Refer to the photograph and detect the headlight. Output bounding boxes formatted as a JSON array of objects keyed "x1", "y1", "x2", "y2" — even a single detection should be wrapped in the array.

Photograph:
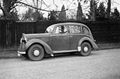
[{"x1": 20, "y1": 36, "x2": 27, "y2": 43}]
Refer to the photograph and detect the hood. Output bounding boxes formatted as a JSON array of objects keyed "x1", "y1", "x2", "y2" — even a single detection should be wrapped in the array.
[{"x1": 23, "y1": 33, "x2": 50, "y2": 39}]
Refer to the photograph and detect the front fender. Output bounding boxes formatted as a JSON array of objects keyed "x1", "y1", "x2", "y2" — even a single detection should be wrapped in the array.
[
  {"x1": 26, "y1": 39, "x2": 53, "y2": 54},
  {"x1": 78, "y1": 37, "x2": 98, "y2": 49}
]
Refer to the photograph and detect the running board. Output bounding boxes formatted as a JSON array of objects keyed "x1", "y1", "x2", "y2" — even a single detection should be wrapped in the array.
[{"x1": 53, "y1": 50, "x2": 78, "y2": 53}]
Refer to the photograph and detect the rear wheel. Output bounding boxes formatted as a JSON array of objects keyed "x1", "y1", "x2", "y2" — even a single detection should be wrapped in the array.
[
  {"x1": 80, "y1": 42, "x2": 92, "y2": 56},
  {"x1": 27, "y1": 44, "x2": 44, "y2": 61}
]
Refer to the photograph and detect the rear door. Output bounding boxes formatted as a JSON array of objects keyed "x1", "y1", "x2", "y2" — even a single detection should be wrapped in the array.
[{"x1": 68, "y1": 25, "x2": 83, "y2": 50}]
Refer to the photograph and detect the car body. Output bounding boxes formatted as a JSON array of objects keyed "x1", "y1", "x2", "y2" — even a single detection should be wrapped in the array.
[{"x1": 18, "y1": 22, "x2": 98, "y2": 61}]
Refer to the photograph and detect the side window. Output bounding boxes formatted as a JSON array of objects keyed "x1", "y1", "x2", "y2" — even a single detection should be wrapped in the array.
[
  {"x1": 54, "y1": 25, "x2": 68, "y2": 34},
  {"x1": 82, "y1": 26, "x2": 90, "y2": 35},
  {"x1": 69, "y1": 25, "x2": 81, "y2": 34}
]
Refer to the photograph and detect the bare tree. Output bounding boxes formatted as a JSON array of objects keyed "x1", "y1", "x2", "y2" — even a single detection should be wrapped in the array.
[
  {"x1": 16, "y1": 1, "x2": 68, "y2": 12},
  {"x1": 48, "y1": 10, "x2": 58, "y2": 20},
  {"x1": 0, "y1": 0, "x2": 69, "y2": 20},
  {"x1": 22, "y1": 8, "x2": 33, "y2": 21},
  {"x1": 84, "y1": 0, "x2": 97, "y2": 21},
  {"x1": 0, "y1": 0, "x2": 18, "y2": 19}
]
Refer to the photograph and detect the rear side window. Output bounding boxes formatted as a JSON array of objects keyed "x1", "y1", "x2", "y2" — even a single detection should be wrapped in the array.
[
  {"x1": 69, "y1": 25, "x2": 81, "y2": 34},
  {"x1": 82, "y1": 26, "x2": 90, "y2": 35}
]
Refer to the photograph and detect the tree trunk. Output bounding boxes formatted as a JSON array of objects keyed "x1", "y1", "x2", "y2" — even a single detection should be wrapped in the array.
[
  {"x1": 107, "y1": 0, "x2": 111, "y2": 18},
  {"x1": 90, "y1": 0, "x2": 96, "y2": 21}
]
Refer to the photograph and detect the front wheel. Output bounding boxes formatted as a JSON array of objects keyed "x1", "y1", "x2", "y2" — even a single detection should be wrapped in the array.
[
  {"x1": 27, "y1": 44, "x2": 44, "y2": 61},
  {"x1": 80, "y1": 42, "x2": 92, "y2": 56}
]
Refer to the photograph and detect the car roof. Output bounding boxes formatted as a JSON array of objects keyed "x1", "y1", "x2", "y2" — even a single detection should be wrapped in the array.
[
  {"x1": 47, "y1": 22, "x2": 91, "y2": 33},
  {"x1": 51, "y1": 22, "x2": 88, "y2": 27},
  {"x1": 50, "y1": 22, "x2": 92, "y2": 34}
]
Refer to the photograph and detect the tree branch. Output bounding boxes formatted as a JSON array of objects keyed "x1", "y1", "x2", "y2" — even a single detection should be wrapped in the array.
[
  {"x1": 0, "y1": 2, "x2": 3, "y2": 10},
  {"x1": 0, "y1": 3, "x2": 6, "y2": 16},
  {"x1": 16, "y1": 1, "x2": 68, "y2": 12},
  {"x1": 16, "y1": 1, "x2": 50, "y2": 12}
]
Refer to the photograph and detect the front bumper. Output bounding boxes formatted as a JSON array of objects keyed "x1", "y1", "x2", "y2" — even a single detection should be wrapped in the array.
[
  {"x1": 17, "y1": 51, "x2": 26, "y2": 56},
  {"x1": 17, "y1": 42, "x2": 26, "y2": 56}
]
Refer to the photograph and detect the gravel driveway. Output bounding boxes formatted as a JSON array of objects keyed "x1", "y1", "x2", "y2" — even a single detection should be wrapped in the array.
[{"x1": 0, "y1": 49, "x2": 120, "y2": 79}]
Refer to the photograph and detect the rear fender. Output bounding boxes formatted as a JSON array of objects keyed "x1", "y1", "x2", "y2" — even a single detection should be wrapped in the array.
[
  {"x1": 78, "y1": 37, "x2": 98, "y2": 49},
  {"x1": 26, "y1": 39, "x2": 53, "y2": 54}
]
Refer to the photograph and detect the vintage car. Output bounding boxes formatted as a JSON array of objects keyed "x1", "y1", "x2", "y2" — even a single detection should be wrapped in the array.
[{"x1": 18, "y1": 22, "x2": 98, "y2": 61}]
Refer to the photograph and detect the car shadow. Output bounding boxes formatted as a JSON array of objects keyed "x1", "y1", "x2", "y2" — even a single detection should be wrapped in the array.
[
  {"x1": 45, "y1": 52, "x2": 78, "y2": 58},
  {"x1": 20, "y1": 51, "x2": 101, "y2": 61},
  {"x1": 0, "y1": 56, "x2": 19, "y2": 59},
  {"x1": 0, "y1": 51, "x2": 100, "y2": 61},
  {"x1": 43, "y1": 52, "x2": 100, "y2": 61},
  {"x1": 5, "y1": 51, "x2": 100, "y2": 61}
]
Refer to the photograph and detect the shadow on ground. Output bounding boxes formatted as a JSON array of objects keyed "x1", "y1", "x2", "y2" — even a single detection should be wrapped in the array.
[{"x1": 0, "y1": 50, "x2": 105, "y2": 60}]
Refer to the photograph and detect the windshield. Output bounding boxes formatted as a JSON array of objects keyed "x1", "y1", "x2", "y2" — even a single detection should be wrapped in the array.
[{"x1": 45, "y1": 25, "x2": 55, "y2": 33}]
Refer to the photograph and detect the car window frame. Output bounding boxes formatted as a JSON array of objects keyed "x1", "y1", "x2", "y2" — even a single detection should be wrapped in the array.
[
  {"x1": 52, "y1": 24, "x2": 69, "y2": 35},
  {"x1": 45, "y1": 25, "x2": 55, "y2": 33},
  {"x1": 82, "y1": 25, "x2": 91, "y2": 35}
]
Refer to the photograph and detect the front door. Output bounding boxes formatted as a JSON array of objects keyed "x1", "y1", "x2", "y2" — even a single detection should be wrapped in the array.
[{"x1": 50, "y1": 25, "x2": 69, "y2": 51}]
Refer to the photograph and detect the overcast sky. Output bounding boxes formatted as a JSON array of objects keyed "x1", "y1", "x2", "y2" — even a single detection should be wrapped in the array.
[
  {"x1": 0, "y1": 0, "x2": 120, "y2": 17},
  {"x1": 17, "y1": 0, "x2": 120, "y2": 17}
]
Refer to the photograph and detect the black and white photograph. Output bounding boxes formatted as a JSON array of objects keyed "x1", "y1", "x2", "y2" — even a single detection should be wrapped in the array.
[{"x1": 0, "y1": 0, "x2": 120, "y2": 79}]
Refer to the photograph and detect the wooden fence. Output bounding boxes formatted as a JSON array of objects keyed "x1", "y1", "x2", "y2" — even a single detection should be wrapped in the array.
[{"x1": 0, "y1": 20, "x2": 120, "y2": 48}]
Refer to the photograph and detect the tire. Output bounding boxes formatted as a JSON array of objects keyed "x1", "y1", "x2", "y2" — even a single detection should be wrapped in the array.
[
  {"x1": 27, "y1": 44, "x2": 44, "y2": 61},
  {"x1": 80, "y1": 42, "x2": 92, "y2": 56}
]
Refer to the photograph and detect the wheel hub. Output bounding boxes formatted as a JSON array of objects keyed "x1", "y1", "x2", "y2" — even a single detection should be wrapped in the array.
[
  {"x1": 33, "y1": 50, "x2": 40, "y2": 56},
  {"x1": 84, "y1": 46, "x2": 89, "y2": 52}
]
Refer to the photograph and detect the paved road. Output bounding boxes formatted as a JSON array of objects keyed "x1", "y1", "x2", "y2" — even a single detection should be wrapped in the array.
[{"x1": 0, "y1": 49, "x2": 120, "y2": 79}]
